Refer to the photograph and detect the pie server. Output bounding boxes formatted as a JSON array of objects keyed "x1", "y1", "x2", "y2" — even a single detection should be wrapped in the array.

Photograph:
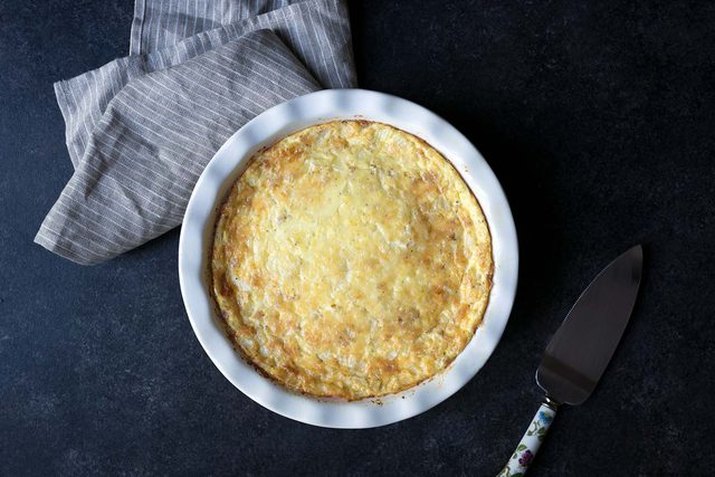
[{"x1": 498, "y1": 245, "x2": 643, "y2": 476}]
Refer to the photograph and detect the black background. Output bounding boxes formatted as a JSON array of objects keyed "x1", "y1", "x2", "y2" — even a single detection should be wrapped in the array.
[{"x1": 1, "y1": 0, "x2": 714, "y2": 475}]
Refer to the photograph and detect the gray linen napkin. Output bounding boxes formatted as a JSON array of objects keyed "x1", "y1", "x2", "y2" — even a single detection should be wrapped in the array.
[{"x1": 36, "y1": 0, "x2": 356, "y2": 265}]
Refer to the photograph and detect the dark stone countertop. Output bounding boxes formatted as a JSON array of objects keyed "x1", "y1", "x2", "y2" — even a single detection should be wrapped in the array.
[{"x1": 1, "y1": 0, "x2": 713, "y2": 475}]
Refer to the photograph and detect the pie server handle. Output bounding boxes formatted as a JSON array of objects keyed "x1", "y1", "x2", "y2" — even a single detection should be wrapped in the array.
[{"x1": 496, "y1": 400, "x2": 558, "y2": 476}]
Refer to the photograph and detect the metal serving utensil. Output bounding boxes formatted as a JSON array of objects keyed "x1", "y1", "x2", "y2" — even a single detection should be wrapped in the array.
[{"x1": 498, "y1": 245, "x2": 643, "y2": 476}]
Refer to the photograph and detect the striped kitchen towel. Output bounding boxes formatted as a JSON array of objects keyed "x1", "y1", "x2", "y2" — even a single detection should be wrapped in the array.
[{"x1": 35, "y1": 0, "x2": 356, "y2": 265}]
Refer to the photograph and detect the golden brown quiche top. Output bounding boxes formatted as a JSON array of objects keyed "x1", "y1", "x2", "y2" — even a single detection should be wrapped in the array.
[{"x1": 211, "y1": 120, "x2": 493, "y2": 400}]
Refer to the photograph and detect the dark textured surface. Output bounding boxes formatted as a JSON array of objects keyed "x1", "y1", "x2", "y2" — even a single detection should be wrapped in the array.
[{"x1": 1, "y1": 0, "x2": 714, "y2": 475}]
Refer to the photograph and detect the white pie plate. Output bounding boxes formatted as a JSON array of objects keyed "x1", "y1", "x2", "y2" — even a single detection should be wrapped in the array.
[{"x1": 178, "y1": 89, "x2": 518, "y2": 428}]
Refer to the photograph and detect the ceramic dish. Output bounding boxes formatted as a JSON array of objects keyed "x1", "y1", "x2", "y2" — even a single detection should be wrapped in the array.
[{"x1": 178, "y1": 89, "x2": 518, "y2": 428}]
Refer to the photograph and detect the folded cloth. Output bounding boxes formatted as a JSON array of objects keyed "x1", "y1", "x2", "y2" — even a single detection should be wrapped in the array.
[{"x1": 36, "y1": 0, "x2": 357, "y2": 265}]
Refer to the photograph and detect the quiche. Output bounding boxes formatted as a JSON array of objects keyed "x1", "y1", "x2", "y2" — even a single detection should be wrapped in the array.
[{"x1": 211, "y1": 120, "x2": 493, "y2": 400}]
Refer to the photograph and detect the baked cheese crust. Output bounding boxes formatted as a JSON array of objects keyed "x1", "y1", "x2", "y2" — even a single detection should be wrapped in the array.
[{"x1": 211, "y1": 120, "x2": 493, "y2": 400}]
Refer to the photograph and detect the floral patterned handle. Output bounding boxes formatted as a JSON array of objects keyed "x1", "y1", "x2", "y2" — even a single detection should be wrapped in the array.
[{"x1": 496, "y1": 400, "x2": 557, "y2": 477}]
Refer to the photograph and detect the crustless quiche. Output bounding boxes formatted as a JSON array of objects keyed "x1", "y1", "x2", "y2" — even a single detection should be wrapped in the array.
[{"x1": 211, "y1": 120, "x2": 493, "y2": 400}]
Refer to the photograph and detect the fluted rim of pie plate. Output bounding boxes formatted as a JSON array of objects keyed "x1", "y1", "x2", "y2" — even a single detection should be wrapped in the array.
[{"x1": 178, "y1": 89, "x2": 518, "y2": 429}]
